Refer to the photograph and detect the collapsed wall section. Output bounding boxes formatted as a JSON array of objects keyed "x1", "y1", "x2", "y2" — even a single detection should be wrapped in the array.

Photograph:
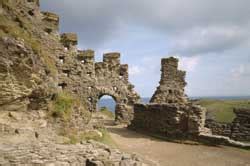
[
  {"x1": 130, "y1": 57, "x2": 207, "y2": 138},
  {"x1": 129, "y1": 103, "x2": 206, "y2": 138},
  {"x1": 150, "y1": 57, "x2": 187, "y2": 104},
  {"x1": 206, "y1": 108, "x2": 250, "y2": 141}
]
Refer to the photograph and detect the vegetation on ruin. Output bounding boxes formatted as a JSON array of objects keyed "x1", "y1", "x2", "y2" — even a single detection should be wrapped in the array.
[
  {"x1": 0, "y1": 1, "x2": 57, "y2": 75},
  {"x1": 99, "y1": 107, "x2": 115, "y2": 119},
  {"x1": 197, "y1": 99, "x2": 250, "y2": 123},
  {"x1": 49, "y1": 92, "x2": 75, "y2": 121}
]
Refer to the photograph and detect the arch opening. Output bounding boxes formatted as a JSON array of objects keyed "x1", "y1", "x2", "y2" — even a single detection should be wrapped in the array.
[{"x1": 97, "y1": 95, "x2": 116, "y2": 124}]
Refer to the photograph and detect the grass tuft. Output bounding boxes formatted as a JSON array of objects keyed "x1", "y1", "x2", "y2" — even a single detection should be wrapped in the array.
[{"x1": 50, "y1": 92, "x2": 74, "y2": 121}]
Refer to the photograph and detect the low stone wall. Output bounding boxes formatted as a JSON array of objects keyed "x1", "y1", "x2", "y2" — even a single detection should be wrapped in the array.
[
  {"x1": 129, "y1": 103, "x2": 206, "y2": 138},
  {"x1": 205, "y1": 108, "x2": 250, "y2": 142},
  {"x1": 205, "y1": 119, "x2": 232, "y2": 137}
]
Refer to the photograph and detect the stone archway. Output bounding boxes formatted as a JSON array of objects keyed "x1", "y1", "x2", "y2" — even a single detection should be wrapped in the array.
[
  {"x1": 87, "y1": 85, "x2": 137, "y2": 124},
  {"x1": 56, "y1": 37, "x2": 140, "y2": 124}
]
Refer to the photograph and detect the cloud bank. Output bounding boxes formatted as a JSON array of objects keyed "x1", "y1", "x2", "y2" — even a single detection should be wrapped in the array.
[{"x1": 41, "y1": 0, "x2": 250, "y2": 56}]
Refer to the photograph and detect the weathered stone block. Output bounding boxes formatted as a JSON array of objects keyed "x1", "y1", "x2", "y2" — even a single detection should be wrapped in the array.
[
  {"x1": 60, "y1": 33, "x2": 78, "y2": 47},
  {"x1": 41, "y1": 11, "x2": 59, "y2": 24},
  {"x1": 103, "y1": 52, "x2": 120, "y2": 65}
]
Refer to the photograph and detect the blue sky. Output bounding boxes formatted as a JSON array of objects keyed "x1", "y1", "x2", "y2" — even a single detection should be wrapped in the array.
[{"x1": 41, "y1": 0, "x2": 250, "y2": 97}]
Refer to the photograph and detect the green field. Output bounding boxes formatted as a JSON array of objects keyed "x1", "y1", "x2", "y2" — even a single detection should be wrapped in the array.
[{"x1": 196, "y1": 99, "x2": 250, "y2": 123}]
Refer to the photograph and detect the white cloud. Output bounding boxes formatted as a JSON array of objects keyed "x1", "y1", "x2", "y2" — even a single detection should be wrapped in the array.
[
  {"x1": 231, "y1": 64, "x2": 250, "y2": 78},
  {"x1": 178, "y1": 56, "x2": 200, "y2": 72},
  {"x1": 41, "y1": 0, "x2": 250, "y2": 54},
  {"x1": 129, "y1": 65, "x2": 143, "y2": 76},
  {"x1": 169, "y1": 25, "x2": 250, "y2": 56}
]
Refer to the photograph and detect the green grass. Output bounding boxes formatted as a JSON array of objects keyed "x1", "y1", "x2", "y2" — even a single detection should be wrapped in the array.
[
  {"x1": 197, "y1": 99, "x2": 250, "y2": 123},
  {"x1": 99, "y1": 107, "x2": 115, "y2": 119},
  {"x1": 50, "y1": 92, "x2": 74, "y2": 121}
]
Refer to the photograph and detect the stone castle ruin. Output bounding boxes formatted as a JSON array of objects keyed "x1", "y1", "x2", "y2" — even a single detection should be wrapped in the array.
[
  {"x1": 57, "y1": 34, "x2": 140, "y2": 124},
  {"x1": 129, "y1": 57, "x2": 207, "y2": 138},
  {"x1": 1, "y1": 0, "x2": 249, "y2": 148},
  {"x1": 31, "y1": 3, "x2": 140, "y2": 124},
  {"x1": 129, "y1": 57, "x2": 250, "y2": 146}
]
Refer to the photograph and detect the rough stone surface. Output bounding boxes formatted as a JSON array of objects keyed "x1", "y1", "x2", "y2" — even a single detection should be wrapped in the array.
[
  {"x1": 130, "y1": 57, "x2": 207, "y2": 138},
  {"x1": 0, "y1": 140, "x2": 147, "y2": 165},
  {"x1": 129, "y1": 103, "x2": 207, "y2": 138},
  {"x1": 150, "y1": 57, "x2": 187, "y2": 104},
  {"x1": 0, "y1": 0, "x2": 140, "y2": 125},
  {"x1": 206, "y1": 108, "x2": 250, "y2": 142},
  {"x1": 56, "y1": 45, "x2": 140, "y2": 124},
  {"x1": 0, "y1": 36, "x2": 54, "y2": 112}
]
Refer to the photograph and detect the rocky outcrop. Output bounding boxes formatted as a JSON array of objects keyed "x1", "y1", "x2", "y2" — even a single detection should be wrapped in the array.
[
  {"x1": 0, "y1": 37, "x2": 53, "y2": 112},
  {"x1": 0, "y1": 140, "x2": 147, "y2": 165}
]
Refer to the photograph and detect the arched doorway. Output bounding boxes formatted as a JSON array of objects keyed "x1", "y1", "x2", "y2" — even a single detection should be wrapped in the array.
[{"x1": 97, "y1": 95, "x2": 116, "y2": 124}]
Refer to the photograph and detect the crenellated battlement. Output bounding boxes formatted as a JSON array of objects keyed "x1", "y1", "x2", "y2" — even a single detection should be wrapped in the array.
[
  {"x1": 41, "y1": 11, "x2": 59, "y2": 33},
  {"x1": 26, "y1": 0, "x2": 40, "y2": 6},
  {"x1": 77, "y1": 50, "x2": 95, "y2": 63},
  {"x1": 41, "y1": 11, "x2": 59, "y2": 24},
  {"x1": 103, "y1": 52, "x2": 120, "y2": 65},
  {"x1": 10, "y1": 0, "x2": 140, "y2": 124},
  {"x1": 60, "y1": 33, "x2": 78, "y2": 48}
]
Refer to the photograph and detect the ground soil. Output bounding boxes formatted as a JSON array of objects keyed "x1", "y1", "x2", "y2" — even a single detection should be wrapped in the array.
[{"x1": 107, "y1": 124, "x2": 250, "y2": 166}]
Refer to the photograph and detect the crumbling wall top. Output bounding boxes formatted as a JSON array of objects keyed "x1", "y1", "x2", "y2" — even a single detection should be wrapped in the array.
[
  {"x1": 103, "y1": 52, "x2": 120, "y2": 64},
  {"x1": 161, "y1": 57, "x2": 178, "y2": 67},
  {"x1": 27, "y1": 0, "x2": 40, "y2": 6},
  {"x1": 61, "y1": 33, "x2": 78, "y2": 47},
  {"x1": 150, "y1": 56, "x2": 187, "y2": 104},
  {"x1": 41, "y1": 11, "x2": 59, "y2": 23},
  {"x1": 78, "y1": 50, "x2": 95, "y2": 58}
]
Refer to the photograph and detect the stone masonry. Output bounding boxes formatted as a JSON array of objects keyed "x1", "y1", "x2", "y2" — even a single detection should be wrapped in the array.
[
  {"x1": 56, "y1": 35, "x2": 140, "y2": 124},
  {"x1": 150, "y1": 57, "x2": 187, "y2": 104},
  {"x1": 206, "y1": 108, "x2": 250, "y2": 142},
  {"x1": 130, "y1": 57, "x2": 207, "y2": 138},
  {"x1": 18, "y1": 1, "x2": 141, "y2": 124}
]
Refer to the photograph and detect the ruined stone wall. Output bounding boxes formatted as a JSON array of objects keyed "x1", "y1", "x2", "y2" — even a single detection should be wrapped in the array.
[
  {"x1": 150, "y1": 57, "x2": 187, "y2": 104},
  {"x1": 0, "y1": 0, "x2": 140, "y2": 125},
  {"x1": 206, "y1": 108, "x2": 250, "y2": 141},
  {"x1": 130, "y1": 57, "x2": 207, "y2": 138},
  {"x1": 55, "y1": 32, "x2": 140, "y2": 124},
  {"x1": 129, "y1": 103, "x2": 206, "y2": 138}
]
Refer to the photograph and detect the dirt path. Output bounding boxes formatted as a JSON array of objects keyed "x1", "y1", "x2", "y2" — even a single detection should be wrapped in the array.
[{"x1": 107, "y1": 125, "x2": 250, "y2": 166}]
